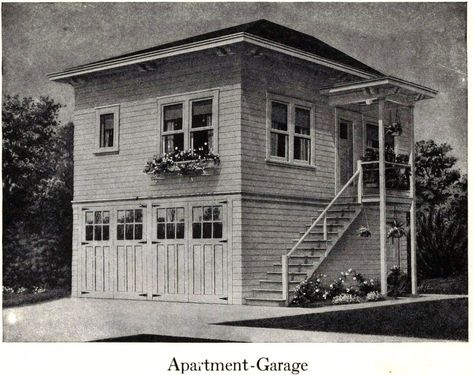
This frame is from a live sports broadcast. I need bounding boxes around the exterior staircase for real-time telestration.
[245,200,361,306]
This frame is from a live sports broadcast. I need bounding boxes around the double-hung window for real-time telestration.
[158,90,219,154]
[95,105,119,154]
[267,94,315,166]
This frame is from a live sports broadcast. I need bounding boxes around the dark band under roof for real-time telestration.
[61,19,383,77]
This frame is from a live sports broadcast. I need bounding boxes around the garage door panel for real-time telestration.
[151,243,188,301]
[115,244,146,298]
[80,245,113,298]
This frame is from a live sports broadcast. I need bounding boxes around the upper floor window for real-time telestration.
[95,105,119,154]
[267,94,315,166]
[158,90,219,155]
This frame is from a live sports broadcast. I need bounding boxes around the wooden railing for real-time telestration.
[281,164,362,304]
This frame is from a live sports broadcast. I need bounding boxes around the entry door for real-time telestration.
[114,206,148,299]
[338,119,354,187]
[189,204,228,304]
[79,209,113,298]
[150,204,188,302]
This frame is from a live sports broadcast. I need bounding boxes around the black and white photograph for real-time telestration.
[1,1,470,373]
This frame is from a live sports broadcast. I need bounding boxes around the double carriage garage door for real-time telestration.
[78,201,229,304]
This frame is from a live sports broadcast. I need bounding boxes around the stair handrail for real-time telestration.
[282,163,362,305]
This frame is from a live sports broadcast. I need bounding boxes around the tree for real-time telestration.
[2,95,62,229]
[2,95,73,289]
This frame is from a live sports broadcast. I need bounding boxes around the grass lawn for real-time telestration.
[217,298,468,341]
[3,288,70,308]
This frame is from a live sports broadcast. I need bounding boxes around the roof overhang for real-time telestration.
[47,32,378,83]
[320,76,438,106]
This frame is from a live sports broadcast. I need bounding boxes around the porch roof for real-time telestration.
[320,76,438,106]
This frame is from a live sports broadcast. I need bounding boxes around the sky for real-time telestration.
[2,2,467,171]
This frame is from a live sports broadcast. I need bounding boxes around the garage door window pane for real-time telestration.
[86,212,94,225]
[117,225,124,240]
[103,226,110,241]
[176,223,185,239]
[135,210,143,223]
[213,223,222,238]
[125,224,134,240]
[95,225,102,241]
[135,224,143,240]
[192,223,201,239]
[94,211,102,224]
[157,224,165,239]
[193,207,202,222]
[117,210,125,223]
[166,223,175,239]
[126,210,134,223]
[85,225,93,241]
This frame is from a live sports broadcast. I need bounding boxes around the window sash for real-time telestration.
[267,95,314,165]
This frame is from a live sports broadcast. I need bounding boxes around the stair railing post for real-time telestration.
[323,213,327,241]
[281,254,289,306]
[357,160,363,204]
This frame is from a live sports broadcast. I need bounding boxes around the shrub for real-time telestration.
[291,275,327,306]
[387,266,410,297]
[366,291,385,302]
[332,293,362,305]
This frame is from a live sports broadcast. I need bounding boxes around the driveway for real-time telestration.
[2,294,465,342]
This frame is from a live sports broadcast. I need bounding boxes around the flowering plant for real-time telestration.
[385,121,403,136]
[387,219,407,240]
[357,226,372,238]
[144,147,220,178]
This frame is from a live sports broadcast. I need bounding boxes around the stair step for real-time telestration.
[291,238,332,243]
[309,223,345,229]
[298,230,339,236]
[266,271,307,281]
[252,288,296,298]
[273,263,314,268]
[259,280,301,289]
[245,297,287,307]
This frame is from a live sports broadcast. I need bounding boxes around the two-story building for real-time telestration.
[48,20,437,306]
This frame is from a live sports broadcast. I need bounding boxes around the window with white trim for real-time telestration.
[267,94,315,166]
[158,90,219,154]
[95,105,119,154]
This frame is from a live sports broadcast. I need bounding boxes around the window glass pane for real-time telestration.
[100,114,114,148]
[295,108,310,135]
[213,222,223,238]
[339,122,348,140]
[164,133,184,153]
[192,223,201,239]
[135,209,143,223]
[125,224,134,240]
[94,211,102,224]
[294,137,311,162]
[270,133,287,158]
[85,225,93,241]
[163,104,183,132]
[117,210,125,224]
[103,226,110,241]
[157,209,166,222]
[191,129,213,153]
[193,207,202,222]
[271,102,288,131]
[176,223,185,239]
[135,224,143,240]
[94,225,102,241]
[166,223,175,239]
[125,210,134,223]
[191,100,212,128]
[176,208,184,222]
[117,225,124,240]
[213,206,222,221]
[203,206,212,221]
[85,212,94,225]
[157,224,165,239]
[167,208,176,223]
[203,223,212,238]
[103,211,110,224]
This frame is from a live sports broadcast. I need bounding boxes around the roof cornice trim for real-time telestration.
[48,32,379,82]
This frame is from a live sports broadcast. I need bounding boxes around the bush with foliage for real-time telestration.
[291,268,380,306]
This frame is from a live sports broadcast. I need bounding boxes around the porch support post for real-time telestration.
[409,105,418,295]
[378,98,388,295]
